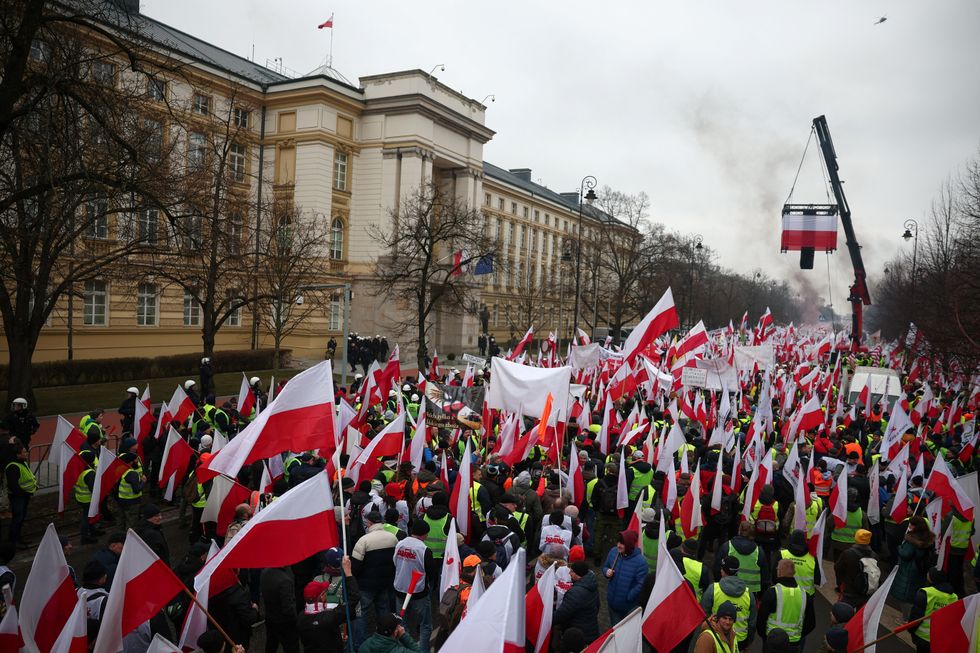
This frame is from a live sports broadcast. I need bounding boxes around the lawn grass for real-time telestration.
[33,367,303,416]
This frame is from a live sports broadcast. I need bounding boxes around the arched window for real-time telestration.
[330,217,344,260]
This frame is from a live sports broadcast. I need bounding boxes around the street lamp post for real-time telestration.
[902,219,919,300]
[572,175,597,340]
[687,234,703,327]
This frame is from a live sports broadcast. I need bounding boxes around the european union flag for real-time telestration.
[473,253,494,275]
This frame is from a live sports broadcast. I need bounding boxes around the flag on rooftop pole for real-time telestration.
[317,13,334,29]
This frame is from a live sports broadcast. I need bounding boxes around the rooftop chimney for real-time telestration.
[509,168,532,182]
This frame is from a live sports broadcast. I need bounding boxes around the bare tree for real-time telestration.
[371,183,496,371]
[256,202,334,372]
[0,0,186,402]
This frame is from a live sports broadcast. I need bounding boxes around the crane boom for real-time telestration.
[812,115,871,350]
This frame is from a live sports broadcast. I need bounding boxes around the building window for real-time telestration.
[563,220,568,232]
[545,214,550,226]
[193,93,211,116]
[484,193,491,206]
[534,210,540,221]
[330,218,344,260]
[83,280,107,326]
[226,289,241,326]
[184,215,203,250]
[523,207,529,219]
[136,283,158,326]
[230,143,247,182]
[495,219,502,243]
[92,60,115,86]
[497,198,504,211]
[531,230,537,251]
[234,107,250,129]
[333,151,348,191]
[147,77,166,102]
[510,202,517,215]
[329,294,342,330]
[227,214,242,254]
[520,225,527,248]
[138,208,159,243]
[508,222,514,245]
[30,39,51,63]
[144,118,163,162]
[183,290,201,326]
[492,304,498,326]
[86,200,108,239]
[188,131,206,169]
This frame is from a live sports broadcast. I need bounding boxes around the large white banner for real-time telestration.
[734,344,775,372]
[487,358,572,422]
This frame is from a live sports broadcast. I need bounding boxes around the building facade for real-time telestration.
[1,1,630,368]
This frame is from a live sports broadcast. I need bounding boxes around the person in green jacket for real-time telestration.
[359,612,421,653]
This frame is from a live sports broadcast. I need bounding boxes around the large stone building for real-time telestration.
[1,1,632,368]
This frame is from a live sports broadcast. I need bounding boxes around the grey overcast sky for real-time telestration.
[142,0,980,314]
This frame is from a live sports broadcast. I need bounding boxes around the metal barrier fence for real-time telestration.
[26,435,123,493]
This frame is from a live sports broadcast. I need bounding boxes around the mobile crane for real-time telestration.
[782,115,871,351]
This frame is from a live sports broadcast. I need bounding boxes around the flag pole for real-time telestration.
[182,586,238,650]
[847,616,926,652]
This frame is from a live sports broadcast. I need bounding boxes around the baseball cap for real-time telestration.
[463,554,482,568]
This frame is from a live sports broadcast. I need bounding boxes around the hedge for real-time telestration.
[0,348,291,389]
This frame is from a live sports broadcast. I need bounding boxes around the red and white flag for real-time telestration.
[889,466,910,524]
[201,475,252,537]
[196,472,338,579]
[439,519,461,600]
[621,288,679,363]
[317,13,333,29]
[567,441,586,507]
[583,607,643,653]
[525,563,557,653]
[133,385,152,445]
[806,509,828,578]
[929,593,980,653]
[829,467,849,528]
[155,385,196,440]
[347,413,406,486]
[88,448,129,522]
[440,548,526,652]
[679,462,703,538]
[741,448,773,521]
[0,605,23,651]
[844,568,898,653]
[616,452,629,517]
[58,441,87,515]
[19,523,78,653]
[50,595,87,653]
[182,542,238,652]
[52,415,86,463]
[925,455,975,520]
[451,249,467,276]
[449,439,473,539]
[158,426,195,501]
[408,403,428,474]
[641,542,705,651]
[238,373,257,419]
[508,326,535,361]
[205,361,336,478]
[92,530,186,653]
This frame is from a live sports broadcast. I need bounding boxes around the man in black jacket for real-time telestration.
[118,388,138,435]
[298,555,360,653]
[134,504,170,566]
[756,559,815,651]
[209,580,259,650]
[554,561,600,645]
[261,566,299,653]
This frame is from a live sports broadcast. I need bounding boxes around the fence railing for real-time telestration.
[26,435,123,493]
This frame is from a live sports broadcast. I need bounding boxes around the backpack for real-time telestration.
[715,491,738,525]
[857,557,881,596]
[596,482,619,514]
[754,503,779,541]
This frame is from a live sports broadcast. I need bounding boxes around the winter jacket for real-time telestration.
[834,543,878,607]
[700,575,758,645]
[601,532,649,613]
[357,633,422,653]
[693,617,739,653]
[713,535,770,589]
[756,577,815,639]
[553,570,600,643]
[209,582,259,648]
[891,529,936,603]
[351,524,398,591]
[90,548,120,587]
[298,576,360,653]
[134,522,170,566]
[260,567,297,625]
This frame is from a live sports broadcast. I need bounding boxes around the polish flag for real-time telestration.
[577,328,591,346]
[844,568,898,653]
[52,415,86,462]
[583,607,643,653]
[567,441,586,508]
[740,449,773,521]
[317,13,333,29]
[625,496,644,541]
[347,412,406,486]
[616,452,629,517]
[0,606,24,651]
[449,439,473,539]
[147,634,182,653]
[930,593,980,653]
[439,519,461,600]
[92,531,186,653]
[807,509,828,576]
[925,455,975,520]
[205,361,336,478]
[673,321,709,363]
[429,349,441,381]
[19,523,78,653]
[795,395,825,433]
[829,465,849,528]
[858,384,872,418]
[238,373,256,419]
[167,385,197,433]
[158,426,195,501]
[201,475,252,536]
[525,563,557,653]
[408,403,428,474]
[196,472,338,579]
[662,456,678,512]
[50,595,87,653]
[182,542,236,651]
[451,249,467,276]
[597,394,617,456]
[621,288,679,363]
[440,548,526,652]
[889,467,910,523]
[508,326,534,361]
[133,386,152,461]
[910,384,934,426]
[641,542,705,651]
[710,456,724,514]
[58,441,87,515]
[88,448,129,523]
[679,462,703,538]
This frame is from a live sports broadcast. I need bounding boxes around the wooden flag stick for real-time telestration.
[182,586,238,650]
[847,616,926,653]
